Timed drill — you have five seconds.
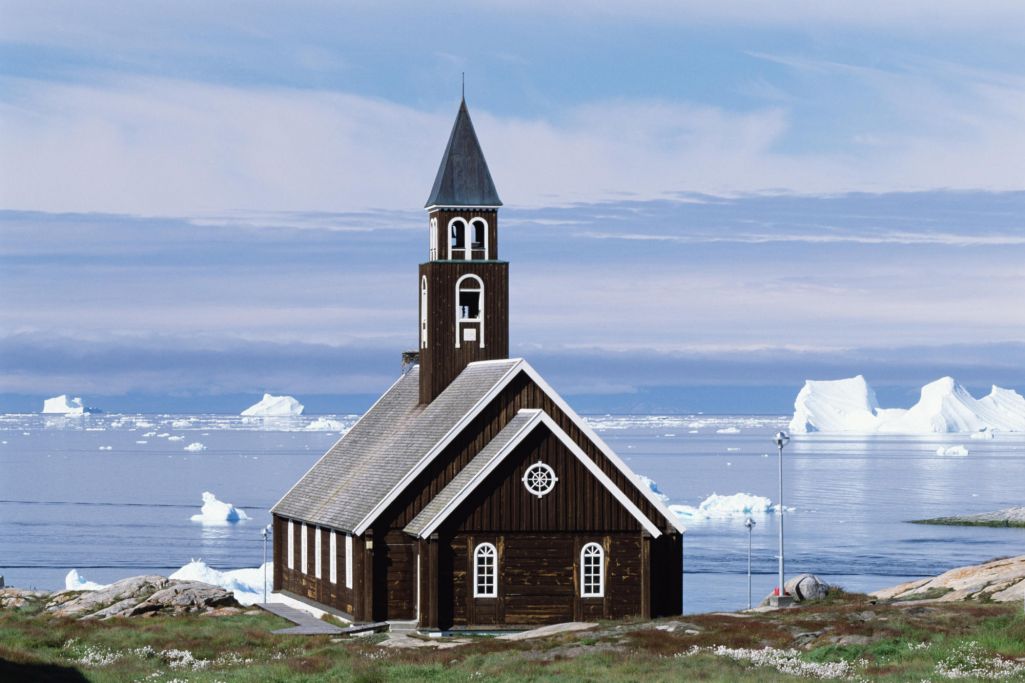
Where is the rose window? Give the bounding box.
[522,462,558,498]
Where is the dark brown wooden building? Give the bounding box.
[271,98,685,630]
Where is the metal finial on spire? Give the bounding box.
[461,72,465,100]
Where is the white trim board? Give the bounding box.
[414,409,662,539]
[355,358,685,536]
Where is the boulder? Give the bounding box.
[47,575,171,617]
[45,575,238,619]
[872,555,1025,603]
[0,587,50,609]
[785,574,830,602]
[125,581,236,616]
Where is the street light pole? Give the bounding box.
[261,524,271,603]
[774,431,790,600]
[744,516,756,609]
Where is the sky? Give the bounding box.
[1,1,1024,413]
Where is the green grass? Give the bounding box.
[2,593,1025,682]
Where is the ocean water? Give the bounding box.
[2,412,1023,615]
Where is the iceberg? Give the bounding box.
[669,492,783,519]
[42,395,86,415]
[183,442,207,452]
[241,393,304,417]
[304,417,347,432]
[936,445,969,457]
[789,375,1025,434]
[65,569,110,591]
[169,559,271,606]
[190,491,250,524]
[634,474,670,503]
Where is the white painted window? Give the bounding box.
[314,527,322,579]
[449,217,468,259]
[581,543,604,597]
[454,274,484,349]
[420,276,428,349]
[287,520,295,570]
[429,217,439,260]
[329,531,338,584]
[522,461,558,498]
[469,217,488,259]
[300,523,308,574]
[345,534,353,588]
[474,542,497,598]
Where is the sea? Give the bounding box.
[2,412,1023,615]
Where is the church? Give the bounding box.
[271,98,685,630]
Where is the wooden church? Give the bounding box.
[272,98,685,630]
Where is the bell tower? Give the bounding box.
[419,98,509,404]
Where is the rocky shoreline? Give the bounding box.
[872,554,1025,603]
[913,506,1025,528]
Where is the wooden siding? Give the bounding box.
[418,260,509,404]
[273,515,364,621]
[428,208,499,261]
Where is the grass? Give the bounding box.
[2,591,1025,681]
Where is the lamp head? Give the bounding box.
[774,431,790,448]
[744,517,756,530]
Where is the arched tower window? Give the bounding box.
[429,217,439,260]
[469,218,488,259]
[455,274,484,349]
[449,218,468,260]
[420,276,428,348]
[580,543,605,597]
[473,542,497,597]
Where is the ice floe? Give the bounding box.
[304,417,348,432]
[670,492,786,519]
[241,393,304,417]
[936,445,969,457]
[65,569,110,591]
[789,375,1025,434]
[169,559,271,606]
[190,491,249,524]
[183,442,206,452]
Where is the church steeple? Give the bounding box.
[418,99,509,404]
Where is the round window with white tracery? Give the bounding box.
[522,462,558,498]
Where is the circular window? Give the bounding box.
[522,461,558,498]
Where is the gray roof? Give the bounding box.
[404,410,539,537]
[272,360,520,532]
[425,99,502,208]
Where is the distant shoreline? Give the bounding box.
[912,506,1025,528]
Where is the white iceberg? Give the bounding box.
[183,442,206,452]
[190,491,250,524]
[715,427,741,434]
[634,474,670,503]
[170,559,271,606]
[936,445,969,457]
[670,492,783,519]
[789,375,1025,434]
[42,395,85,415]
[64,569,110,591]
[304,417,347,432]
[241,393,304,417]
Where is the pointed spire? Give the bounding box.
[425,99,502,208]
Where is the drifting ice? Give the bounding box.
[789,375,1025,434]
[670,492,783,519]
[190,491,250,524]
[241,393,304,417]
[936,445,969,457]
[170,559,270,606]
[634,474,670,503]
[65,569,109,591]
[183,442,206,452]
[42,395,87,415]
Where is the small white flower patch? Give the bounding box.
[934,641,1025,680]
[677,645,864,680]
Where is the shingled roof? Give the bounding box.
[425,99,502,208]
[272,359,520,532]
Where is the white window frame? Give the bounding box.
[469,217,489,259]
[345,534,353,588]
[448,217,468,260]
[314,526,322,579]
[300,523,308,574]
[329,531,338,584]
[580,542,605,598]
[473,542,498,598]
[429,217,439,260]
[522,461,558,498]
[420,276,428,349]
[287,520,295,570]
[454,273,485,349]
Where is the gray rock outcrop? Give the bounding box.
[785,573,830,602]
[45,575,238,619]
[872,554,1025,603]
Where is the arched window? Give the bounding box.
[469,218,488,259]
[429,217,439,260]
[474,542,497,597]
[455,274,484,348]
[580,543,604,597]
[449,218,468,259]
[420,276,428,348]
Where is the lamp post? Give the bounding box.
[261,524,271,603]
[774,431,790,602]
[744,516,756,609]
